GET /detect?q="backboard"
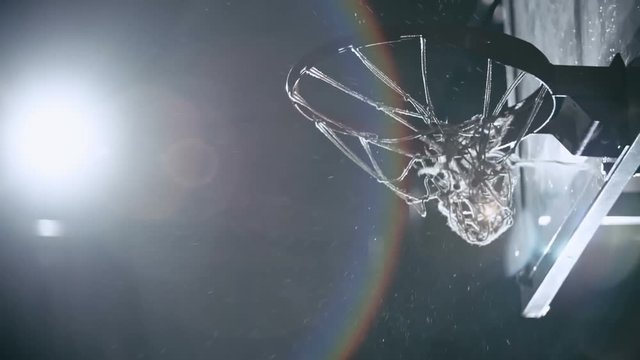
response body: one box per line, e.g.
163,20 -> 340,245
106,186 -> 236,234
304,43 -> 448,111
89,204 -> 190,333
503,0 -> 640,317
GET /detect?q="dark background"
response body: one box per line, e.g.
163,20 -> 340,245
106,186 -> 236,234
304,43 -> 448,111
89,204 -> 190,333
0,1 -> 639,359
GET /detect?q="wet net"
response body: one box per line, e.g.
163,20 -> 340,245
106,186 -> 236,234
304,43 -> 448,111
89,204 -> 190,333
287,35 -> 552,246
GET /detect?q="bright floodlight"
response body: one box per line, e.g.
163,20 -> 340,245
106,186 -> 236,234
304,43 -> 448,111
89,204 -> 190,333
5,78 -> 109,186
15,97 -> 95,177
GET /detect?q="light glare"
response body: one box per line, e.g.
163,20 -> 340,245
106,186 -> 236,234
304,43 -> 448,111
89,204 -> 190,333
538,215 -> 552,226
5,79 -> 109,187
36,219 -> 64,237
15,99 -> 95,178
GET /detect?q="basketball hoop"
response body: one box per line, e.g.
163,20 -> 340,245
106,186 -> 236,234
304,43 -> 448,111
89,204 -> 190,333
286,27 -> 554,245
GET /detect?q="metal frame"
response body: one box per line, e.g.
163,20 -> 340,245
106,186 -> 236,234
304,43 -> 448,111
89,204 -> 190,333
520,132 -> 640,317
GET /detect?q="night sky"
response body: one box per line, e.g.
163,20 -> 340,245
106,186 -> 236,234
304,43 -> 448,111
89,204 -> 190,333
0,1 -> 639,359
